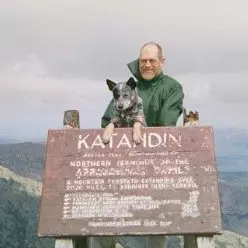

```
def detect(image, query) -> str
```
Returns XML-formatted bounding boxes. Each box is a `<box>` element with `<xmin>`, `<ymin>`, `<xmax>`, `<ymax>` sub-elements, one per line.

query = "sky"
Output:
<box><xmin>1</xmin><ymin>0</ymin><xmax>248</xmax><ymax>141</ymax></box>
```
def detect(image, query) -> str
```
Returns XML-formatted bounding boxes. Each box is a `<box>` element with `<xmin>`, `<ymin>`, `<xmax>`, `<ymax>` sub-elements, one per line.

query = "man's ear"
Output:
<box><xmin>126</xmin><ymin>77</ymin><xmax>137</xmax><ymax>89</ymax></box>
<box><xmin>160</xmin><ymin>57</ymin><xmax>165</xmax><ymax>65</ymax></box>
<box><xmin>106</xmin><ymin>79</ymin><xmax>116</xmax><ymax>91</ymax></box>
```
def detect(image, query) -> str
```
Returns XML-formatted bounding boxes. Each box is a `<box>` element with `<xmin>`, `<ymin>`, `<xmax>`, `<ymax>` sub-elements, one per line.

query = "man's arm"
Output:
<box><xmin>158</xmin><ymin>83</ymin><xmax>184</xmax><ymax>126</ymax></box>
<box><xmin>101</xmin><ymin>99</ymin><xmax>115</xmax><ymax>128</ymax></box>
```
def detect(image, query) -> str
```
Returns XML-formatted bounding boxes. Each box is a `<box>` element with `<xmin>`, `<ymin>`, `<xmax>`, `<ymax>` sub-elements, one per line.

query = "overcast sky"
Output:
<box><xmin>1</xmin><ymin>0</ymin><xmax>248</xmax><ymax>141</ymax></box>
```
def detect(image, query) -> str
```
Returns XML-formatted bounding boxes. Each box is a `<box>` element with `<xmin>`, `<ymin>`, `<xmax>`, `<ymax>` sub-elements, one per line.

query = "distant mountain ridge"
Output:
<box><xmin>0</xmin><ymin>142</ymin><xmax>45</xmax><ymax>180</ymax></box>
<box><xmin>213</xmin><ymin>127</ymin><xmax>248</xmax><ymax>171</ymax></box>
<box><xmin>0</xmin><ymin>165</ymin><xmax>41</xmax><ymax>196</ymax></box>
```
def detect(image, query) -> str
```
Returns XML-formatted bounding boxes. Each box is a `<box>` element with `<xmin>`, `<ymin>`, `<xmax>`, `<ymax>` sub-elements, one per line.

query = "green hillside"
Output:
<box><xmin>0</xmin><ymin>142</ymin><xmax>45</xmax><ymax>180</ymax></box>
<box><xmin>0</xmin><ymin>166</ymin><xmax>54</xmax><ymax>248</ymax></box>
<box><xmin>219</xmin><ymin>172</ymin><xmax>248</xmax><ymax>236</ymax></box>
<box><xmin>215</xmin><ymin>230</ymin><xmax>248</xmax><ymax>248</ymax></box>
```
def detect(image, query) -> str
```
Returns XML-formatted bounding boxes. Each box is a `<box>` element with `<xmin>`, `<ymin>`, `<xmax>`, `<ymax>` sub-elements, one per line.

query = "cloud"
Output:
<box><xmin>209</xmin><ymin>73</ymin><xmax>248</xmax><ymax>103</ymax></box>
<box><xmin>1</xmin><ymin>0</ymin><xmax>248</xmax><ymax>139</ymax></box>
<box><xmin>178</xmin><ymin>72</ymin><xmax>248</xmax><ymax>104</ymax></box>
<box><xmin>1</xmin><ymin>0</ymin><xmax>248</xmax><ymax>79</ymax></box>
<box><xmin>2</xmin><ymin>54</ymin><xmax>248</xmax><ymax>141</ymax></box>
<box><xmin>0</xmin><ymin>55</ymin><xmax>111</xmax><ymax>140</ymax></box>
<box><xmin>176</xmin><ymin>72</ymin><xmax>248</xmax><ymax>129</ymax></box>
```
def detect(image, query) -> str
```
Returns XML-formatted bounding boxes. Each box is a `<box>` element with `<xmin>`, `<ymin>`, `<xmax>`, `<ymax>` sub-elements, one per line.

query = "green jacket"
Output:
<box><xmin>101</xmin><ymin>59</ymin><xmax>184</xmax><ymax>128</ymax></box>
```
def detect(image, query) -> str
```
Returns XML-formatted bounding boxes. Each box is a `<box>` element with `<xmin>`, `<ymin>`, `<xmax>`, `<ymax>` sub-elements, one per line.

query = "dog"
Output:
<box><xmin>183</xmin><ymin>108</ymin><xmax>199</xmax><ymax>126</ymax></box>
<box><xmin>102</xmin><ymin>77</ymin><xmax>146</xmax><ymax>144</ymax></box>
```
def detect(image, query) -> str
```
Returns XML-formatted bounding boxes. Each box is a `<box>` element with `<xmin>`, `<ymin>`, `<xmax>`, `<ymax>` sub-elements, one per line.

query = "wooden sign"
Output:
<box><xmin>37</xmin><ymin>126</ymin><xmax>222</xmax><ymax>237</ymax></box>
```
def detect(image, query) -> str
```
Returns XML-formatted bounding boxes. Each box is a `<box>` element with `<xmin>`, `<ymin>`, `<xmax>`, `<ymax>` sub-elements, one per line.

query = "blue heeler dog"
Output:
<box><xmin>102</xmin><ymin>77</ymin><xmax>146</xmax><ymax>144</ymax></box>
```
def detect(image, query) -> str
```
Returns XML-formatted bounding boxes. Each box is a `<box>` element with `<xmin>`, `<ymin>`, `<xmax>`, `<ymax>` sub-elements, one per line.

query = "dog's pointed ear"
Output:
<box><xmin>126</xmin><ymin>77</ymin><xmax>137</xmax><ymax>89</ymax></box>
<box><xmin>106</xmin><ymin>79</ymin><xmax>116</xmax><ymax>91</ymax></box>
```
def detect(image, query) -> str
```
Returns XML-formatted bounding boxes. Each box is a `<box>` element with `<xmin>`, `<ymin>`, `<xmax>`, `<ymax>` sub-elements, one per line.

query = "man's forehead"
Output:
<box><xmin>140</xmin><ymin>45</ymin><xmax>159</xmax><ymax>58</ymax></box>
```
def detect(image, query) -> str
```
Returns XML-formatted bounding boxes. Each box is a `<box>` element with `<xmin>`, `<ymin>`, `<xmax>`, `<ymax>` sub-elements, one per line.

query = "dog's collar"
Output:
<box><xmin>117</xmin><ymin>105</ymin><xmax>136</xmax><ymax>116</ymax></box>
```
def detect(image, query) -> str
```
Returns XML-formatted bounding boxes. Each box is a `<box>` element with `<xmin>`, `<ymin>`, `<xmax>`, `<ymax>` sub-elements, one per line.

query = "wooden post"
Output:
<box><xmin>63</xmin><ymin>109</ymin><xmax>80</xmax><ymax>129</ymax></box>
<box><xmin>184</xmin><ymin>235</ymin><xmax>215</xmax><ymax>248</ymax></box>
<box><xmin>196</xmin><ymin>236</ymin><xmax>215</xmax><ymax>248</ymax></box>
<box><xmin>183</xmin><ymin>110</ymin><xmax>216</xmax><ymax>248</ymax></box>
<box><xmin>55</xmin><ymin>110</ymin><xmax>85</xmax><ymax>248</ymax></box>
<box><xmin>183</xmin><ymin>110</ymin><xmax>199</xmax><ymax>248</ymax></box>
<box><xmin>55</xmin><ymin>239</ymin><xmax>75</xmax><ymax>248</ymax></box>
<box><xmin>184</xmin><ymin>235</ymin><xmax>197</xmax><ymax>248</ymax></box>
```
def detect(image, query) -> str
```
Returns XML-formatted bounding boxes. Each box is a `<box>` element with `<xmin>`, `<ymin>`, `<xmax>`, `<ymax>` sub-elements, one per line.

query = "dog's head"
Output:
<box><xmin>106</xmin><ymin>77</ymin><xmax>138</xmax><ymax>112</ymax></box>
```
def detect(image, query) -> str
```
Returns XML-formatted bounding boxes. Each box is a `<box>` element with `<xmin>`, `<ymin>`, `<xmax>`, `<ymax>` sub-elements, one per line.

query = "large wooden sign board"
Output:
<box><xmin>38</xmin><ymin>126</ymin><xmax>222</xmax><ymax>237</ymax></box>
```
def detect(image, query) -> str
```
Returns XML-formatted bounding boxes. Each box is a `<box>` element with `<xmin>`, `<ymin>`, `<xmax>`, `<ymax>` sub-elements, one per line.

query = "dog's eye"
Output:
<box><xmin>113</xmin><ymin>90</ymin><xmax>120</xmax><ymax>99</ymax></box>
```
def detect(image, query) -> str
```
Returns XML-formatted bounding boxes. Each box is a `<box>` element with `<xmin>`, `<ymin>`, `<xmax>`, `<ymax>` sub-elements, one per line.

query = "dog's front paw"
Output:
<box><xmin>102</xmin><ymin>134</ymin><xmax>111</xmax><ymax>144</ymax></box>
<box><xmin>102</xmin><ymin>123</ymin><xmax>115</xmax><ymax>144</ymax></box>
<box><xmin>133</xmin><ymin>122</ymin><xmax>142</xmax><ymax>144</ymax></box>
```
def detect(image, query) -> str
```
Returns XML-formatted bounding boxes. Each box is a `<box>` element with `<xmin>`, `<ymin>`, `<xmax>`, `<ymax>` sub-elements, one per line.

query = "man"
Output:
<box><xmin>101</xmin><ymin>42</ymin><xmax>184</xmax><ymax>129</ymax></box>
<box><xmin>99</xmin><ymin>42</ymin><xmax>184</xmax><ymax>248</ymax></box>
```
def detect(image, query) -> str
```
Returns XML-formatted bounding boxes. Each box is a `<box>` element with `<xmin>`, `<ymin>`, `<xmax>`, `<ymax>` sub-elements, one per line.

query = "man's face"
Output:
<box><xmin>139</xmin><ymin>45</ymin><xmax>164</xmax><ymax>80</ymax></box>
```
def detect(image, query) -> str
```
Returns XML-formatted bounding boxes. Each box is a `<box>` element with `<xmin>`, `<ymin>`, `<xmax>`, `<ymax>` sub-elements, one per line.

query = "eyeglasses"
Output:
<box><xmin>139</xmin><ymin>58</ymin><xmax>163</xmax><ymax>65</ymax></box>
